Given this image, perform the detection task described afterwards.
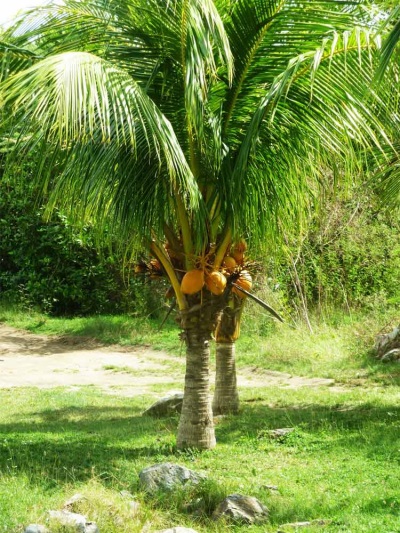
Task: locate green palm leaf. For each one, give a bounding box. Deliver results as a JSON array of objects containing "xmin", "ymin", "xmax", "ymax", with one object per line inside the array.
[{"xmin": 2, "ymin": 51, "xmax": 206, "ymax": 245}]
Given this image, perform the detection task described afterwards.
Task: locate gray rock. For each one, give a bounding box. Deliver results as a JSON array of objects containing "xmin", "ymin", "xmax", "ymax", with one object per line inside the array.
[
  {"xmin": 268, "ymin": 428, "xmax": 294, "ymax": 440},
  {"xmin": 262, "ymin": 484, "xmax": 279, "ymax": 492},
  {"xmin": 381, "ymin": 349, "xmax": 400, "ymax": 362},
  {"xmin": 143, "ymin": 393, "xmax": 184, "ymax": 417},
  {"xmin": 24, "ymin": 526, "xmax": 49, "ymax": 533},
  {"xmin": 48, "ymin": 510, "xmax": 99, "ymax": 532},
  {"xmin": 64, "ymin": 493, "xmax": 87, "ymax": 509},
  {"xmin": 139, "ymin": 463, "xmax": 205, "ymax": 494},
  {"xmin": 375, "ymin": 325, "xmax": 400, "ymax": 358},
  {"xmin": 212, "ymin": 494, "xmax": 269, "ymax": 524},
  {"xmin": 155, "ymin": 528, "xmax": 199, "ymax": 533}
]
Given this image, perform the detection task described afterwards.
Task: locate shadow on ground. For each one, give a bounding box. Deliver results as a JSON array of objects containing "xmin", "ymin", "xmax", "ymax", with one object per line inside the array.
[{"xmin": 0, "ymin": 397, "xmax": 399, "ymax": 489}]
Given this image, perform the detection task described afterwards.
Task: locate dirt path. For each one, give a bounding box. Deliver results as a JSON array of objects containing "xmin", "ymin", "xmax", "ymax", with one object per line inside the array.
[{"xmin": 0, "ymin": 324, "xmax": 336, "ymax": 396}]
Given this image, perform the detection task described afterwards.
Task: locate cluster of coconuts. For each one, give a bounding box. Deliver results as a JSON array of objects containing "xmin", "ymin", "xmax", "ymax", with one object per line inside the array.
[{"xmin": 180, "ymin": 239, "xmax": 252, "ymax": 298}]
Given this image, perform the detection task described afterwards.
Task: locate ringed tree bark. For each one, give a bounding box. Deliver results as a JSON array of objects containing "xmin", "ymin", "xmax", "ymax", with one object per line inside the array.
[{"xmin": 213, "ymin": 294, "xmax": 245, "ymax": 415}]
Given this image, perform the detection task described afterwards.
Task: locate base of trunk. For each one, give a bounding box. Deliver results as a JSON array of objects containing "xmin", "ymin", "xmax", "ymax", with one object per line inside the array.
[{"xmin": 177, "ymin": 329, "xmax": 216, "ymax": 450}]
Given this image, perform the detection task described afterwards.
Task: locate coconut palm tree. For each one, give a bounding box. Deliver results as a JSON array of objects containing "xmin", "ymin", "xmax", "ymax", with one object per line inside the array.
[{"xmin": 1, "ymin": 0, "xmax": 393, "ymax": 448}]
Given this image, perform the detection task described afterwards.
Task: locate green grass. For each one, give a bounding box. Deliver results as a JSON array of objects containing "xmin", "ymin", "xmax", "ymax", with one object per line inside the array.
[
  {"xmin": 0, "ymin": 303, "xmax": 181, "ymax": 352},
  {"xmin": 0, "ymin": 385, "xmax": 399, "ymax": 532},
  {"xmin": 0, "ymin": 303, "xmax": 400, "ymax": 531}
]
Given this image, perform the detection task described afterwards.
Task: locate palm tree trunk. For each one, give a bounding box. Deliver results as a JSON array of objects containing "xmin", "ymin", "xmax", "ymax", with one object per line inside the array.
[
  {"xmin": 177, "ymin": 327, "xmax": 216, "ymax": 450},
  {"xmin": 212, "ymin": 296, "xmax": 245, "ymax": 415},
  {"xmin": 176, "ymin": 291, "xmax": 223, "ymax": 450},
  {"xmin": 213, "ymin": 341, "xmax": 239, "ymax": 415}
]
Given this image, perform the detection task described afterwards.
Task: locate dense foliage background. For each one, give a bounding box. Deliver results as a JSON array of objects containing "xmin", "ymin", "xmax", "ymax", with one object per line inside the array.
[{"xmin": 0, "ymin": 163, "xmax": 166, "ymax": 317}]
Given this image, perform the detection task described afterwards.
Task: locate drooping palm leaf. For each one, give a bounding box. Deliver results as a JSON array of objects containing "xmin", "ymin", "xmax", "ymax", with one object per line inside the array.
[{"xmin": 2, "ymin": 51, "xmax": 207, "ymax": 246}]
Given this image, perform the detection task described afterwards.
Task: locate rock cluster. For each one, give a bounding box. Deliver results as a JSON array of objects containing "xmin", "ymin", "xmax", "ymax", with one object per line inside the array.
[
  {"xmin": 374, "ymin": 325, "xmax": 400, "ymax": 362},
  {"xmin": 24, "ymin": 462, "xmax": 269, "ymax": 532}
]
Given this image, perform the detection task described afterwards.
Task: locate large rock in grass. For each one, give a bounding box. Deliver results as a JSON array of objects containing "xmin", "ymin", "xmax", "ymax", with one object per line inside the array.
[
  {"xmin": 24, "ymin": 526, "xmax": 49, "ymax": 533},
  {"xmin": 139, "ymin": 463, "xmax": 205, "ymax": 494},
  {"xmin": 143, "ymin": 393, "xmax": 184, "ymax": 417},
  {"xmin": 375, "ymin": 325, "xmax": 400, "ymax": 360},
  {"xmin": 48, "ymin": 510, "xmax": 99, "ymax": 532},
  {"xmin": 212, "ymin": 494, "xmax": 269, "ymax": 524}
]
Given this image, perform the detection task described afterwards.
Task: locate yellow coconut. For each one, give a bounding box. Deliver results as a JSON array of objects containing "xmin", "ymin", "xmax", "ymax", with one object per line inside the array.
[
  {"xmin": 223, "ymin": 256, "xmax": 237, "ymax": 270},
  {"xmin": 205, "ymin": 271, "xmax": 227, "ymax": 296},
  {"xmin": 232, "ymin": 250, "xmax": 244, "ymax": 265},
  {"xmin": 232, "ymin": 270, "xmax": 252, "ymax": 298},
  {"xmin": 181, "ymin": 269, "xmax": 205, "ymax": 294}
]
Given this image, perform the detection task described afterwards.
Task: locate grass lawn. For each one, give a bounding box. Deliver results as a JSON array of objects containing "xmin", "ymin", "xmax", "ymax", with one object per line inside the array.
[{"xmin": 0, "ymin": 306, "xmax": 399, "ymax": 532}]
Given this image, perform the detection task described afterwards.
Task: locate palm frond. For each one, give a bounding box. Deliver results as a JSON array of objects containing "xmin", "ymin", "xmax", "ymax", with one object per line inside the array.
[
  {"xmin": 375, "ymin": 6, "xmax": 400, "ymax": 80},
  {"xmin": 2, "ymin": 51, "xmax": 208, "ymax": 246},
  {"xmin": 217, "ymin": 26, "xmax": 396, "ymax": 244}
]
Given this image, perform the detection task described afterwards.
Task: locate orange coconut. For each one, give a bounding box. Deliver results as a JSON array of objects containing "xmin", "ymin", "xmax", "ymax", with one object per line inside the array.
[
  {"xmin": 232, "ymin": 250, "xmax": 244, "ymax": 265},
  {"xmin": 232, "ymin": 270, "xmax": 252, "ymax": 298},
  {"xmin": 181, "ymin": 269, "xmax": 205, "ymax": 294},
  {"xmin": 205, "ymin": 271, "xmax": 227, "ymax": 296},
  {"xmin": 223, "ymin": 256, "xmax": 237, "ymax": 270}
]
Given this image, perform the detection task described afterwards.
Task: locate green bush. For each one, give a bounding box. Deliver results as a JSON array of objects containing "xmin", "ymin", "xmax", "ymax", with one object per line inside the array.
[
  {"xmin": 276, "ymin": 192, "xmax": 400, "ymax": 315},
  {"xmin": 0, "ymin": 171, "xmax": 163, "ymax": 316}
]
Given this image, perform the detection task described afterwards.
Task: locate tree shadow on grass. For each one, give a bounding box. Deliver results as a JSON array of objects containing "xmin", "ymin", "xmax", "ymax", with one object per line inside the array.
[
  {"xmin": 216, "ymin": 401, "xmax": 400, "ymax": 456},
  {"xmin": 1, "ymin": 398, "xmax": 399, "ymax": 491},
  {"xmin": 0, "ymin": 405, "xmax": 180, "ymax": 488}
]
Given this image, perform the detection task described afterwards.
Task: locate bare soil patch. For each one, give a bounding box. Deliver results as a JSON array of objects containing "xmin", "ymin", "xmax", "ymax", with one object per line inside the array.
[{"xmin": 0, "ymin": 324, "xmax": 337, "ymax": 395}]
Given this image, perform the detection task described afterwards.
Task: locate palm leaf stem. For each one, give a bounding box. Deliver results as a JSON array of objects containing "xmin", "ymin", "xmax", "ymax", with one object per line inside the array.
[
  {"xmin": 175, "ymin": 194, "xmax": 194, "ymax": 270},
  {"xmin": 231, "ymin": 283, "xmax": 284, "ymax": 322},
  {"xmin": 150, "ymin": 239, "xmax": 187, "ymax": 310},
  {"xmin": 214, "ymin": 227, "xmax": 232, "ymax": 269}
]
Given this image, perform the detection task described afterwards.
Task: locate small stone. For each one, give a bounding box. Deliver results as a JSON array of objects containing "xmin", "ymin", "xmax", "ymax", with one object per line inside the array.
[
  {"xmin": 212, "ymin": 494, "xmax": 269, "ymax": 524},
  {"xmin": 139, "ymin": 463, "xmax": 205, "ymax": 494},
  {"xmin": 142, "ymin": 393, "xmax": 184, "ymax": 417},
  {"xmin": 128, "ymin": 500, "xmax": 141, "ymax": 513},
  {"xmin": 24, "ymin": 526, "xmax": 49, "ymax": 533},
  {"xmin": 64, "ymin": 493, "xmax": 86, "ymax": 509},
  {"xmin": 268, "ymin": 428, "xmax": 294, "ymax": 439},
  {"xmin": 381, "ymin": 349, "xmax": 400, "ymax": 362},
  {"xmin": 120, "ymin": 490, "xmax": 135, "ymax": 499},
  {"xmin": 48, "ymin": 510, "xmax": 99, "ymax": 532},
  {"xmin": 49, "ymin": 510, "xmax": 86, "ymax": 532},
  {"xmin": 282, "ymin": 521, "xmax": 312, "ymax": 528},
  {"xmin": 262, "ymin": 484, "xmax": 279, "ymax": 492},
  {"xmin": 278, "ymin": 519, "xmax": 332, "ymax": 530}
]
